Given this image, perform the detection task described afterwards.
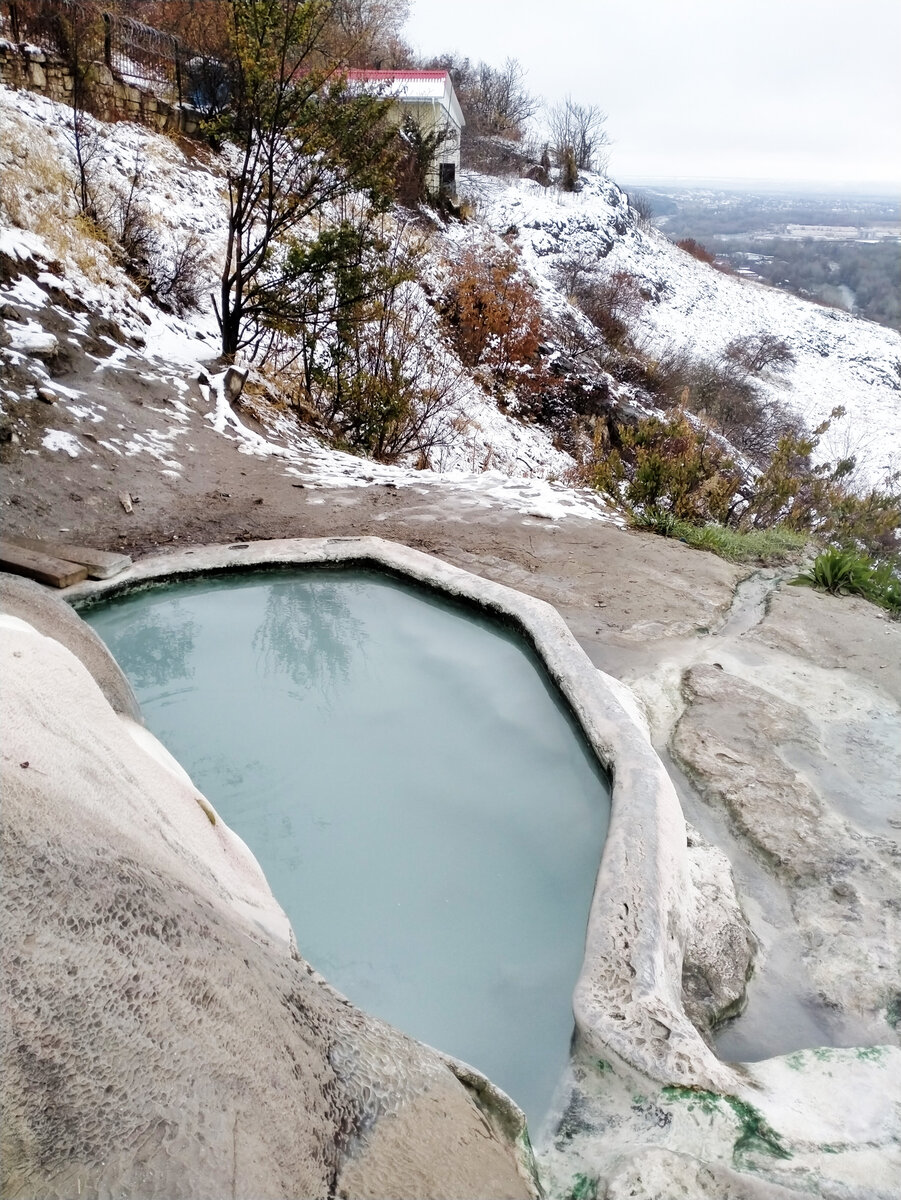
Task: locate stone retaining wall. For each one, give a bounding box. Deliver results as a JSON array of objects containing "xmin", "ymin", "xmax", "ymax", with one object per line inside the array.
[{"xmin": 0, "ymin": 39, "xmax": 201, "ymax": 134}]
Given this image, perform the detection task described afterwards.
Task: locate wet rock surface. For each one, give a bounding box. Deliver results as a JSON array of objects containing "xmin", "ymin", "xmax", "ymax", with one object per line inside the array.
[
  {"xmin": 674, "ymin": 663, "xmax": 901, "ymax": 1046},
  {"xmin": 682, "ymin": 826, "xmax": 757, "ymax": 1042}
]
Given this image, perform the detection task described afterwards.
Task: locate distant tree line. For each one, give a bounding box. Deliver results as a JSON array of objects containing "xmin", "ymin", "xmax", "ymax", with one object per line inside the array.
[
  {"xmin": 718, "ymin": 239, "xmax": 901, "ymax": 333},
  {"xmin": 653, "ymin": 191, "xmax": 898, "ymax": 240}
]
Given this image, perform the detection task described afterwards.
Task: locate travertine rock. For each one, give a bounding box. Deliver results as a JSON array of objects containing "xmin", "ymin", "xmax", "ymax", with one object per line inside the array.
[
  {"xmin": 682, "ymin": 827, "xmax": 756, "ymax": 1040},
  {"xmin": 673, "ymin": 663, "xmax": 901, "ymax": 1042},
  {"xmin": 0, "ymin": 615, "xmax": 535, "ymax": 1200}
]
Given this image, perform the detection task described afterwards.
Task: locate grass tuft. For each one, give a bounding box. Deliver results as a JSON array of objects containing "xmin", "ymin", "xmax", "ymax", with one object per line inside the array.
[
  {"xmin": 632, "ymin": 515, "xmax": 808, "ymax": 565},
  {"xmin": 673, "ymin": 522, "xmax": 808, "ymax": 563}
]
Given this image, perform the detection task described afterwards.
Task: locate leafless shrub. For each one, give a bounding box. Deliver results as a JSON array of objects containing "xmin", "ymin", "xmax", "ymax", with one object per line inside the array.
[
  {"xmin": 724, "ymin": 332, "xmax": 796, "ymax": 376},
  {"xmin": 647, "ymin": 348, "xmax": 803, "ymax": 464},
  {"xmin": 553, "ymin": 248, "xmax": 601, "ymax": 296},
  {"xmin": 105, "ymin": 161, "xmax": 158, "ymax": 286},
  {"xmin": 152, "ymin": 230, "xmax": 212, "ymax": 314},
  {"xmin": 547, "ymin": 96, "xmax": 610, "ymax": 174},
  {"xmin": 629, "ymin": 190, "xmax": 655, "ymax": 228},
  {"xmin": 568, "ymin": 269, "xmax": 646, "ymax": 349},
  {"xmin": 93, "ymin": 157, "xmax": 209, "ymax": 312}
]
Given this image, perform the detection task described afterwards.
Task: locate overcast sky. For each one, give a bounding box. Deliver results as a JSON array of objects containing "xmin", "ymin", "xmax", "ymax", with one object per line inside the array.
[{"xmin": 404, "ymin": 0, "xmax": 901, "ymax": 189}]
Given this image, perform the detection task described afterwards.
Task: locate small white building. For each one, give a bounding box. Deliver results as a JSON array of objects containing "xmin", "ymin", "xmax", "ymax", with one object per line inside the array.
[{"xmin": 345, "ymin": 69, "xmax": 465, "ymax": 195}]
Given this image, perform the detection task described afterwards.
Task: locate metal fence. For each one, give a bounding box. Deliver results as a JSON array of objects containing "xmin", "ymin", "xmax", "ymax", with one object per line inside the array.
[
  {"xmin": 1, "ymin": 0, "xmax": 225, "ymax": 108},
  {"xmin": 105, "ymin": 9, "xmax": 183, "ymax": 101},
  {"xmin": 2, "ymin": 0, "xmax": 105, "ymax": 69}
]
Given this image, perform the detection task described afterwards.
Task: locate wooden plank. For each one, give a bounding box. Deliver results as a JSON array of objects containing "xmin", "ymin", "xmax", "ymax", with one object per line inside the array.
[
  {"xmin": 0, "ymin": 542, "xmax": 88, "ymax": 589},
  {"xmin": 5, "ymin": 537, "xmax": 131, "ymax": 580}
]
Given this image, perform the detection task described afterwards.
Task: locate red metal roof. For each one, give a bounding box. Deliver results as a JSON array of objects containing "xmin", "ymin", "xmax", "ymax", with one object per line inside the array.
[{"xmin": 344, "ymin": 69, "xmax": 450, "ymax": 81}]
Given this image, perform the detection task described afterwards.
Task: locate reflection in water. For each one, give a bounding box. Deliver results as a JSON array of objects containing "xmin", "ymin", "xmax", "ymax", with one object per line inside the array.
[
  {"xmin": 84, "ymin": 570, "xmax": 610, "ymax": 1130},
  {"xmin": 251, "ymin": 579, "xmax": 367, "ymax": 702},
  {"xmin": 100, "ymin": 602, "xmax": 196, "ymax": 689}
]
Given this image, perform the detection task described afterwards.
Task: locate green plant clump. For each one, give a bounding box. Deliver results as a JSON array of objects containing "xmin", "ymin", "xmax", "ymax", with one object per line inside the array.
[{"xmin": 793, "ymin": 548, "xmax": 901, "ymax": 616}]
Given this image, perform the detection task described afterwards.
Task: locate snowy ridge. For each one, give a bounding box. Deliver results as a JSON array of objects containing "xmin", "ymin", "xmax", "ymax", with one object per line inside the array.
[{"xmin": 464, "ymin": 170, "xmax": 901, "ymax": 487}]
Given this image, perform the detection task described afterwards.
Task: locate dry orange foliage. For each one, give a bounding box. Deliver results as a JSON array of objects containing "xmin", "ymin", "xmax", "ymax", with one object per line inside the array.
[{"xmin": 442, "ymin": 249, "xmax": 543, "ymax": 379}]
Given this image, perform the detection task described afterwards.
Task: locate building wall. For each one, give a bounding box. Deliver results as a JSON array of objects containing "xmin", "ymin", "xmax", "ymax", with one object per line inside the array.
[{"xmin": 387, "ymin": 99, "xmax": 461, "ymax": 193}]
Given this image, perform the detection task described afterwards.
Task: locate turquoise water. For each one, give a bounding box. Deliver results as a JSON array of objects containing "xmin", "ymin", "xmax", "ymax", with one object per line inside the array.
[{"xmin": 84, "ymin": 570, "xmax": 610, "ymax": 1125}]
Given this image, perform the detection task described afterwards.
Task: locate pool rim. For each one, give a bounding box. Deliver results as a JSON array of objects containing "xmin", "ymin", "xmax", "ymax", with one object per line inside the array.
[{"xmin": 65, "ymin": 535, "xmax": 738, "ymax": 1094}]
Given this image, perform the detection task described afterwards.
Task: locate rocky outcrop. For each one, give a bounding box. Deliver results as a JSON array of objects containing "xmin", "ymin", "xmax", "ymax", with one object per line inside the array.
[
  {"xmin": 673, "ymin": 663, "xmax": 901, "ymax": 1042},
  {"xmin": 0, "ymin": 613, "xmax": 537, "ymax": 1199},
  {"xmin": 682, "ymin": 826, "xmax": 757, "ymax": 1041}
]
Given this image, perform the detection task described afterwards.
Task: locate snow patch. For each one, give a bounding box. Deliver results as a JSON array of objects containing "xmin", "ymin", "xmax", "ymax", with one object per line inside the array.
[{"xmin": 42, "ymin": 430, "xmax": 84, "ymax": 457}]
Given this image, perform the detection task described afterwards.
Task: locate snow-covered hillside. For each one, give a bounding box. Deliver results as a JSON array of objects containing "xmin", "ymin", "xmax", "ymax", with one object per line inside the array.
[
  {"xmin": 2, "ymin": 80, "xmax": 900, "ymax": 522},
  {"xmin": 463, "ymin": 170, "xmax": 901, "ymax": 487},
  {"xmin": 0, "ymin": 86, "xmax": 613, "ymax": 524}
]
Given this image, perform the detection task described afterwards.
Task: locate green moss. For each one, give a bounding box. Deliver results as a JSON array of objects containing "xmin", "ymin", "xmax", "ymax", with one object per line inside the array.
[
  {"xmin": 661, "ymin": 1085, "xmax": 721, "ymax": 1117},
  {"xmin": 661, "ymin": 1087, "xmax": 791, "ymax": 1166},
  {"xmin": 855, "ymin": 1046, "xmax": 886, "ymax": 1063},
  {"xmin": 723, "ymin": 1096, "xmax": 792, "ymax": 1165},
  {"xmin": 568, "ymin": 1172, "xmax": 598, "ymax": 1200}
]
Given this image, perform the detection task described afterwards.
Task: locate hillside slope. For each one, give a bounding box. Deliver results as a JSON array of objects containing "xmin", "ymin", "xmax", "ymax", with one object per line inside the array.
[
  {"xmin": 3, "ymin": 81, "xmax": 901, "ymax": 539},
  {"xmin": 462, "ymin": 169, "xmax": 901, "ymax": 486}
]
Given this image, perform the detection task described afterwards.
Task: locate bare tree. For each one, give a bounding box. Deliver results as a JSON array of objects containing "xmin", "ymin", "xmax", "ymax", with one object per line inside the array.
[
  {"xmin": 422, "ymin": 53, "xmax": 537, "ymax": 161},
  {"xmin": 44, "ymin": 0, "xmax": 107, "ymax": 218},
  {"xmin": 324, "ymin": 0, "xmax": 412, "ymax": 66},
  {"xmin": 547, "ymin": 96, "xmax": 610, "ymax": 173},
  {"xmin": 470, "ymin": 57, "xmax": 537, "ymax": 139},
  {"xmin": 210, "ymin": 0, "xmax": 397, "ymax": 361}
]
